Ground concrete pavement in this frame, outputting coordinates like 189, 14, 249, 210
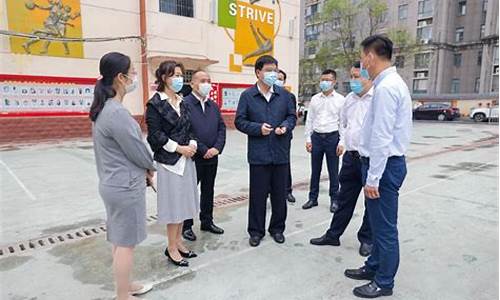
0, 122, 498, 300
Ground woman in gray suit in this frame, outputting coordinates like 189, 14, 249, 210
90, 52, 155, 300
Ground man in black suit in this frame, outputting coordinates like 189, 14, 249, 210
182, 70, 226, 241
276, 69, 297, 203
235, 55, 297, 247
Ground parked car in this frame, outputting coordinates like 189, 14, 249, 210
413, 103, 461, 121
470, 105, 499, 122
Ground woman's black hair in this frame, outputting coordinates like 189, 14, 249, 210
89, 52, 131, 121
155, 60, 185, 92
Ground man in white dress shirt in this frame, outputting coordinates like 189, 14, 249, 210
303, 69, 345, 213
310, 61, 373, 257
344, 35, 412, 299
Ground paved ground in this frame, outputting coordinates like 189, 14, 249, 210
0, 122, 498, 300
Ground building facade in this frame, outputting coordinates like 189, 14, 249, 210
0, 0, 301, 143
300, 0, 499, 101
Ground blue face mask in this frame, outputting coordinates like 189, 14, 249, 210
360, 63, 370, 80
275, 80, 284, 87
170, 77, 184, 93
319, 80, 333, 92
263, 71, 278, 87
350, 80, 364, 95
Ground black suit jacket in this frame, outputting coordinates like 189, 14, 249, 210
145, 93, 195, 166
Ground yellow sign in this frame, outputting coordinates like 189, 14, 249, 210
6, 0, 84, 58
219, 0, 281, 73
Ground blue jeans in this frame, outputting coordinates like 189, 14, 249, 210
362, 156, 407, 289
308, 131, 340, 203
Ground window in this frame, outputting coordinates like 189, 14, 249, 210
415, 53, 432, 69
458, 1, 466, 16
494, 46, 499, 75
480, 24, 485, 38
454, 53, 462, 67
451, 79, 460, 93
305, 3, 319, 23
418, 0, 433, 19
343, 82, 351, 94
159, 0, 194, 17
307, 45, 317, 56
398, 4, 409, 20
395, 55, 405, 68
413, 79, 428, 94
483, 0, 488, 11
478, 50, 483, 65
474, 78, 480, 93
414, 70, 429, 78
184, 70, 194, 83
417, 18, 433, 43
305, 24, 321, 42
455, 27, 464, 42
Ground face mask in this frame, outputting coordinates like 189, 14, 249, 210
170, 77, 184, 93
263, 71, 278, 87
319, 80, 333, 92
198, 82, 212, 97
275, 80, 284, 87
124, 75, 138, 94
360, 57, 371, 79
350, 79, 363, 95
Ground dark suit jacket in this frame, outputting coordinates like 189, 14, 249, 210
184, 93, 226, 165
145, 93, 194, 166
234, 84, 297, 165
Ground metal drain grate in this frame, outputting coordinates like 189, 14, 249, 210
0, 176, 322, 258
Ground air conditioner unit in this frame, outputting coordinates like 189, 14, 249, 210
420, 39, 430, 44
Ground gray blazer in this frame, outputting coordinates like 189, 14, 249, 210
93, 99, 155, 188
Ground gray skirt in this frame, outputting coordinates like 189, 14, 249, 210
157, 158, 200, 224
99, 181, 147, 247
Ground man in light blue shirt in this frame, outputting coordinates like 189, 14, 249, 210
344, 35, 412, 298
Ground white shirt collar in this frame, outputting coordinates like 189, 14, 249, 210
257, 83, 274, 96
319, 89, 337, 98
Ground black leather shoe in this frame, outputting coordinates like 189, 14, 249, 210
271, 233, 285, 244
249, 236, 262, 247
359, 243, 373, 257
164, 248, 189, 267
330, 201, 339, 213
182, 229, 197, 241
353, 281, 393, 298
310, 234, 340, 246
344, 266, 376, 281
179, 250, 198, 258
287, 193, 296, 203
201, 223, 224, 234
302, 200, 318, 209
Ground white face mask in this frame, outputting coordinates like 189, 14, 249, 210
124, 75, 138, 94
198, 82, 212, 98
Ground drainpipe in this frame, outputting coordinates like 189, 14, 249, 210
139, 0, 148, 106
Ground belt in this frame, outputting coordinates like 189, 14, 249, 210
347, 151, 360, 158
313, 131, 338, 137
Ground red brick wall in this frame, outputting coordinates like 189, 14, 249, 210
0, 113, 237, 145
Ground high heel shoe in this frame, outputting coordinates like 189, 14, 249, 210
179, 249, 198, 258
164, 248, 189, 267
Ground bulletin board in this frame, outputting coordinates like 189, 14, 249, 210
0, 74, 96, 117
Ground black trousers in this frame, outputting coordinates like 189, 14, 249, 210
183, 161, 218, 231
248, 164, 288, 238
309, 131, 340, 202
326, 151, 371, 244
286, 162, 293, 194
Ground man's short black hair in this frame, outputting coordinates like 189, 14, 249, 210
361, 34, 393, 60
352, 61, 361, 68
278, 69, 287, 81
255, 55, 278, 72
321, 69, 337, 79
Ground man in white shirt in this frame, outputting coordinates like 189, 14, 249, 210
310, 61, 373, 257
303, 69, 345, 213
344, 35, 412, 299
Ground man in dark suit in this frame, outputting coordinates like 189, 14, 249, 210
276, 69, 297, 203
235, 55, 297, 247
182, 70, 226, 241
